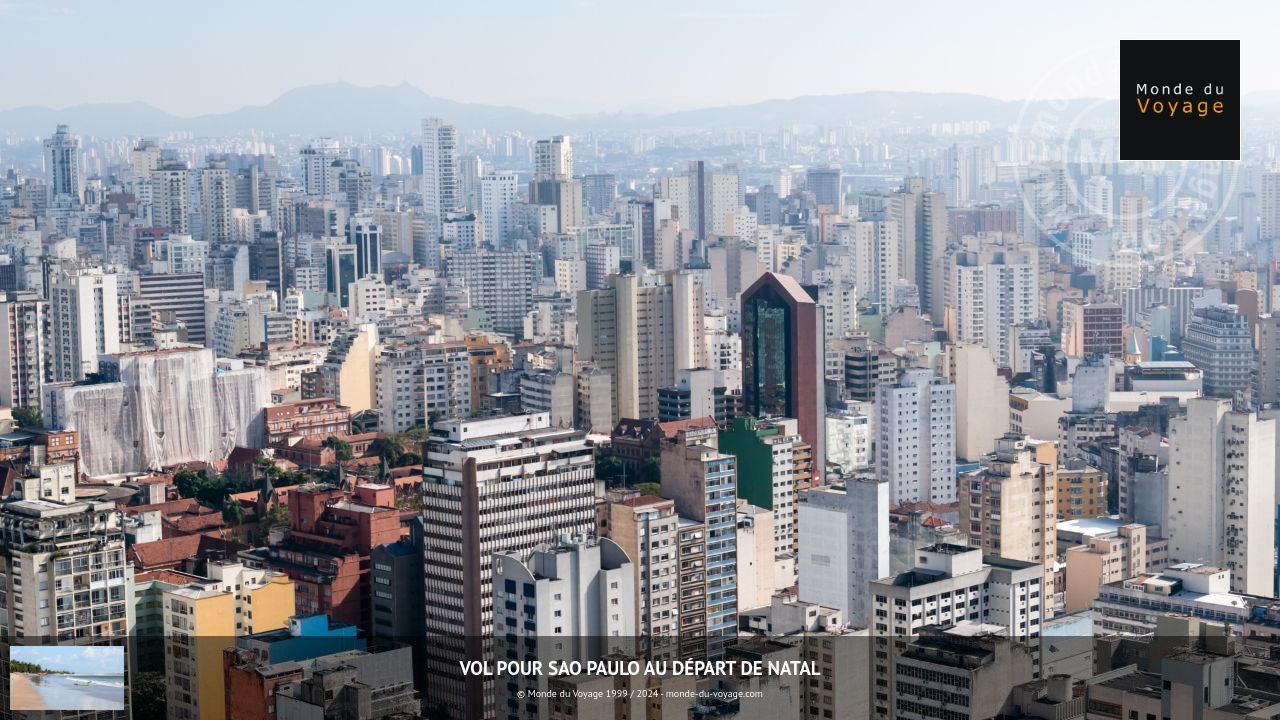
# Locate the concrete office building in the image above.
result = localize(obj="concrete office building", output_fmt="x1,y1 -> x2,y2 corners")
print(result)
420,413 -> 596,718
797,475 -> 889,628
1164,397 -> 1275,596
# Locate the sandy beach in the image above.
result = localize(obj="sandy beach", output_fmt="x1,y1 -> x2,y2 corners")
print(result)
9,673 -> 47,711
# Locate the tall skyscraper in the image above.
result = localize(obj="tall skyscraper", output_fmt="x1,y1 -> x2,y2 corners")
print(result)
479,171 -> 519,248
658,423 -> 738,655
578,271 -> 706,420
421,413 -> 596,718
1084,175 -> 1114,225
44,124 -> 83,203
200,160 -> 233,244
582,173 -> 617,216
534,135 -> 573,179
889,179 -> 947,321
1182,304 -> 1255,398
805,166 -> 842,212
48,266 -> 120,382
877,368 -> 957,503
740,272 -> 825,474
346,217 -> 382,279
324,244 -> 358,308
299,137 -> 344,196
421,118 -> 459,252
944,233 -> 1039,368
1261,171 -> 1280,241
1164,398 -> 1276,595
151,159 -> 191,234
0,291 -> 48,410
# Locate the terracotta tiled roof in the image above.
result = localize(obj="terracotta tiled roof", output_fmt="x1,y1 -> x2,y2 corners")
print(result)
128,534 -> 249,570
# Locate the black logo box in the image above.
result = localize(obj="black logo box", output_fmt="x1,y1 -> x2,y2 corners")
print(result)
1120,39 -> 1240,161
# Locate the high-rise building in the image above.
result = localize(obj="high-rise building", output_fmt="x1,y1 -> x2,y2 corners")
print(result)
596,491 -> 683,649
445,251 -> 542,335
44,124 -> 83,203
325,244 -> 358,308
48,266 -> 120,382
1061,299 -> 1124,358
796,475 -> 888,627
942,342 -> 1011,462
719,417 -> 809,568
492,537 -> 634,720
958,434 -> 1058,595
162,562 -> 295,720
805,166 -> 842,212
0,462 -> 132,641
346,217 -> 382,279
582,173 -> 617,216
0,291 -> 48,410
151,159 -> 191,234
1084,175 -> 1114,225
1261,171 -> 1280,241
299,137 -> 344,196
374,340 -> 471,432
479,171 -> 519,248
740,272 -> 825,474
1164,397 -> 1275,595
888,180 -> 947,321
135,271 -> 207,345
201,160 -> 233,244
869,545 -> 1044,717
658,423 -> 738,655
877,368 -> 957,504
534,135 -> 573,179
578,271 -> 706,420
1256,314 -> 1280,408
944,233 -> 1038,368
1182,304 -> 1255,398
421,118 -> 459,249
421,413 -> 596,718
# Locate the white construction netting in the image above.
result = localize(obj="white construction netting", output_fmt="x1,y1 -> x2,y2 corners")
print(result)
49,349 -> 268,478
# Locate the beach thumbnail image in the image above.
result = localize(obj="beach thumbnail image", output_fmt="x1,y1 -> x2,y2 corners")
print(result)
9,646 -> 125,711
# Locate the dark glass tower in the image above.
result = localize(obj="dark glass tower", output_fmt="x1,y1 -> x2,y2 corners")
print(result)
740,272 -> 825,475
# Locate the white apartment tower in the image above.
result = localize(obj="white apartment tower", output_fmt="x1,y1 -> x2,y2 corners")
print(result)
876,368 -> 957,504
797,475 -> 889,628
479,171 -> 519,248
0,292 -> 49,410
945,233 -> 1038,368
48,266 -> 120,382
534,135 -> 573,179
1164,397 -> 1276,596
44,124 -> 83,203
421,118 -> 460,244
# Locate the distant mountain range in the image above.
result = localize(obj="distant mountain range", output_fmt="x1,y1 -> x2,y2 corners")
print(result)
4,82 -> 1280,138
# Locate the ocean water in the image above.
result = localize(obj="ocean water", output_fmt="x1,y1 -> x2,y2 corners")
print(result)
26,674 -> 125,710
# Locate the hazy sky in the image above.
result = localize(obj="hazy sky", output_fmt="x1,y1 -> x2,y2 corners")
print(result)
0,0 -> 1271,115
11,646 -> 124,675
